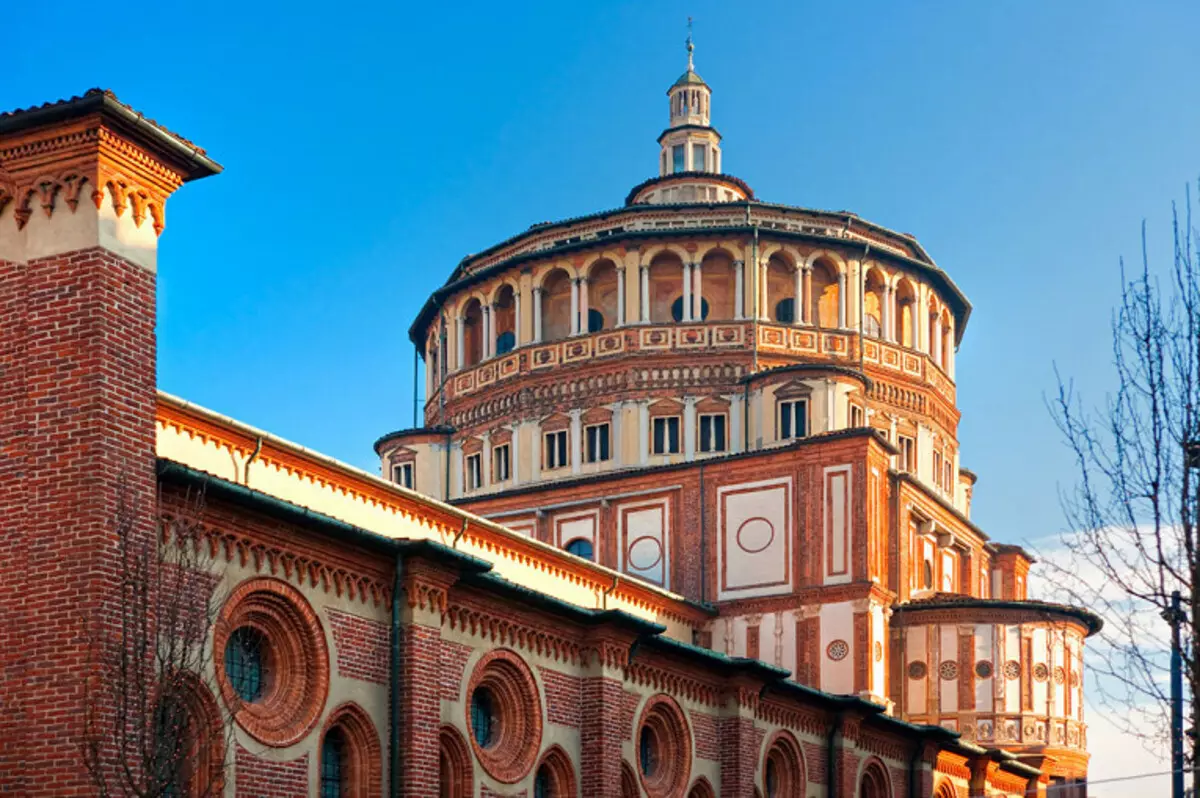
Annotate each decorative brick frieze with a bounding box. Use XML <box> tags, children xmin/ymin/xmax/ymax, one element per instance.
<box><xmin>327</xmin><ymin>608</ymin><xmax>390</xmax><ymax>684</ymax></box>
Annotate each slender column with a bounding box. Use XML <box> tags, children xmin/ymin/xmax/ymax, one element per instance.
<box><xmin>533</xmin><ymin>287</ymin><xmax>544</xmax><ymax>343</ymax></box>
<box><xmin>455</xmin><ymin>315</ymin><xmax>465</xmax><ymax>369</ymax></box>
<box><xmin>640</xmin><ymin>265</ymin><xmax>650</xmax><ymax>323</ymax></box>
<box><xmin>450</xmin><ymin>441</ymin><xmax>463</xmax><ymax>497</ymax></box>
<box><xmin>481</xmin><ymin>430</ymin><xmax>492</xmax><ymax>489</ymax></box>
<box><xmin>579</xmin><ymin>278</ymin><xmax>590</xmax><ymax>334</ymax></box>
<box><xmin>683</xmin><ymin>396</ymin><xmax>697</xmax><ymax>460</ymax></box>
<box><xmin>733</xmin><ymin>260</ymin><xmax>744</xmax><ymax>319</ymax></box>
<box><xmin>510</xmin><ymin>423</ymin><xmax>521</xmax><ymax>486</ymax></box>
<box><xmin>932</xmin><ymin>315</ymin><xmax>943</xmax><ymax>366</ymax></box>
<box><xmin>482</xmin><ymin>305</ymin><xmax>492</xmax><ymax>359</ymax></box>
<box><xmin>681</xmin><ymin>263</ymin><xmax>692</xmax><ymax>322</ymax></box>
<box><xmin>570</xmin><ymin>409</ymin><xmax>583</xmax><ymax>474</ymax></box>
<box><xmin>691</xmin><ymin>261</ymin><xmax>703</xmax><ymax>320</ymax></box>
<box><xmin>880</xmin><ymin>286</ymin><xmax>891</xmax><ymax>341</ymax></box>
<box><xmin>802</xmin><ymin>266</ymin><xmax>813</xmax><ymax>325</ymax></box>
<box><xmin>529</xmin><ymin>420</ymin><xmax>542</xmax><ymax>482</ymax></box>
<box><xmin>730</xmin><ymin>394</ymin><xmax>744</xmax><ymax>453</ymax></box>
<box><xmin>638</xmin><ymin>402</ymin><xmax>650</xmax><ymax>466</ymax></box>
<box><xmin>570</xmin><ymin>278</ymin><xmax>581</xmax><ymax>335</ymax></box>
<box><xmin>514</xmin><ymin>291</ymin><xmax>523</xmax><ymax>347</ymax></box>
<box><xmin>758</xmin><ymin>260</ymin><xmax>770</xmax><ymax>321</ymax></box>
<box><xmin>616</xmin><ymin>267</ymin><xmax>626</xmax><ymax>326</ymax></box>
<box><xmin>837</xmin><ymin>271</ymin><xmax>847</xmax><ymax>329</ymax></box>
<box><xmin>611</xmin><ymin>401</ymin><xmax>624</xmax><ymax>466</ymax></box>
<box><xmin>793</xmin><ymin>267</ymin><xmax>803</xmax><ymax>325</ymax></box>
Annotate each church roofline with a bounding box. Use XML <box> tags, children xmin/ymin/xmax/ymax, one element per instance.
<box><xmin>892</xmin><ymin>595</ymin><xmax>1104</xmax><ymax>637</ymax></box>
<box><xmin>624</xmin><ymin>170</ymin><xmax>750</xmax><ymax>205</ymax></box>
<box><xmin>408</xmin><ymin>202</ymin><xmax>971</xmax><ymax>348</ymax></box>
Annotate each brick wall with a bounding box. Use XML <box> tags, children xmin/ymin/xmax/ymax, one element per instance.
<box><xmin>0</xmin><ymin>248</ymin><xmax>158</xmax><ymax>795</ymax></box>
<box><xmin>439</xmin><ymin>638</ymin><xmax>473</xmax><ymax>701</ymax></box>
<box><xmin>691</xmin><ymin>710</ymin><xmax>721</xmax><ymax>761</ymax></box>
<box><xmin>540</xmin><ymin>667</ymin><xmax>583</xmax><ymax>728</ymax></box>
<box><xmin>328</xmin><ymin>608</ymin><xmax>390</xmax><ymax>684</ymax></box>
<box><xmin>401</xmin><ymin>621</ymin><xmax>442</xmax><ymax>798</ymax></box>
<box><xmin>580</xmin><ymin>676</ymin><xmax>627</xmax><ymax>798</ymax></box>
<box><xmin>234</xmin><ymin>744</ymin><xmax>308</xmax><ymax>796</ymax></box>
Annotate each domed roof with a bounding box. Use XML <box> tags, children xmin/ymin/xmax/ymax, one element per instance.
<box><xmin>672</xmin><ymin>69</ymin><xmax>707</xmax><ymax>87</ymax></box>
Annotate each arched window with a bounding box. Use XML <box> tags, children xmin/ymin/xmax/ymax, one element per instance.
<box><xmin>533</xmin><ymin>746</ymin><xmax>577</xmax><ymax>798</ymax></box>
<box><xmin>864</xmin><ymin>268</ymin><xmax>886</xmax><ymax>338</ymax></box>
<box><xmin>620</xmin><ymin>762</ymin><xmax>640</xmax><ymax>798</ymax></box>
<box><xmin>565</xmin><ymin>538</ymin><xmax>594</xmax><ymax>561</ymax></box>
<box><xmin>588</xmin><ymin>260</ymin><xmax>620</xmax><ymax>331</ymax></box>
<box><xmin>896</xmin><ymin>278</ymin><xmax>917</xmax><ymax>348</ymax></box>
<box><xmin>587</xmin><ymin>308</ymin><xmax>604</xmax><ymax>333</ymax></box>
<box><xmin>439</xmin><ymin>725</ymin><xmax>473</xmax><ymax>798</ymax></box>
<box><xmin>687</xmin><ymin>777</ymin><xmax>717</xmax><ymax>798</ymax></box>
<box><xmin>700</xmin><ymin>249</ymin><xmax>737</xmax><ymax>320</ymax></box>
<box><xmin>774</xmin><ymin>298</ymin><xmax>795</xmax><ymax>324</ymax></box>
<box><xmin>493</xmin><ymin>284</ymin><xmax>516</xmax><ymax>355</ymax></box>
<box><xmin>540</xmin><ymin>270</ymin><xmax>573</xmax><ymax>342</ymax></box>
<box><xmin>672</xmin><ymin>296</ymin><xmax>709</xmax><ymax>322</ymax></box>
<box><xmin>762</xmin><ymin>731</ymin><xmax>805</xmax><ymax>798</ymax></box>
<box><xmin>152</xmin><ymin>673</ymin><xmax>225</xmax><ymax>798</ymax></box>
<box><xmin>461</xmin><ymin>298</ymin><xmax>484</xmax><ymax>367</ymax></box>
<box><xmin>765</xmin><ymin>254</ymin><xmax>794</xmax><ymax>324</ymax></box>
<box><xmin>320</xmin><ymin>727</ymin><xmax>345</xmax><ymax>797</ymax></box>
<box><xmin>648</xmin><ymin>253</ymin><xmax>685</xmax><ymax>323</ymax></box>
<box><xmin>810</xmin><ymin>259</ymin><xmax>839</xmax><ymax>328</ymax></box>
<box><xmin>859</xmin><ymin>759</ymin><xmax>891</xmax><ymax>798</ymax></box>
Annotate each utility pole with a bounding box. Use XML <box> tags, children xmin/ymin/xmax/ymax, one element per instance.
<box><xmin>1165</xmin><ymin>589</ymin><xmax>1186</xmax><ymax>798</ymax></box>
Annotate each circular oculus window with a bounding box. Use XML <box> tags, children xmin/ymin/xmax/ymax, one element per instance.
<box><xmin>465</xmin><ymin>650</ymin><xmax>542</xmax><ymax>784</ymax></box>
<box><xmin>636</xmin><ymin>695</ymin><xmax>691</xmax><ymax>798</ymax></box>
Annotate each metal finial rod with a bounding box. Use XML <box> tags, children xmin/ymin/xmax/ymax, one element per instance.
<box><xmin>686</xmin><ymin>16</ymin><xmax>694</xmax><ymax>71</ymax></box>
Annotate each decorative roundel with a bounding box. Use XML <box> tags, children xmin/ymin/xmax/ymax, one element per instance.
<box><xmin>873</xmin><ymin>642</ymin><xmax>883</xmax><ymax>663</ymax></box>
<box><xmin>826</xmin><ymin>640</ymin><xmax>850</xmax><ymax>661</ymax></box>
<box><xmin>1003</xmin><ymin>660</ymin><xmax>1021</xmax><ymax>680</ymax></box>
<box><xmin>1053</xmin><ymin>666</ymin><xmax>1066</xmax><ymax>685</ymax></box>
<box><xmin>466</xmin><ymin>649</ymin><xmax>543</xmax><ymax>783</ymax></box>
<box><xmin>939</xmin><ymin>660</ymin><xmax>959</xmax><ymax>681</ymax></box>
<box><xmin>214</xmin><ymin>578</ymin><xmax>329</xmax><ymax>748</ymax></box>
<box><xmin>907</xmin><ymin>661</ymin><xmax>927</xmax><ymax>680</ymax></box>
<box><xmin>735</xmin><ymin>517</ymin><xmax>775</xmax><ymax>554</ymax></box>
<box><xmin>975</xmin><ymin>660</ymin><xmax>994</xmax><ymax>679</ymax></box>
<box><xmin>1033</xmin><ymin>663</ymin><xmax>1050</xmax><ymax>682</ymax></box>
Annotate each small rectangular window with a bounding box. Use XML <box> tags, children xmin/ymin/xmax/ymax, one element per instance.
<box><xmin>652</xmin><ymin>417</ymin><xmax>681</xmax><ymax>455</ymax></box>
<box><xmin>493</xmin><ymin>444</ymin><xmax>510</xmax><ymax>482</ymax></box>
<box><xmin>898</xmin><ymin>435</ymin><xmax>915</xmax><ymax>473</ymax></box>
<box><xmin>544</xmin><ymin>430</ymin><xmax>568</xmax><ymax>470</ymax></box>
<box><xmin>933</xmin><ymin>451</ymin><xmax>943</xmax><ymax>490</ymax></box>
<box><xmin>672</xmin><ymin>145</ymin><xmax>685</xmax><ymax>174</ymax></box>
<box><xmin>779</xmin><ymin>400</ymin><xmax>808</xmax><ymax>441</ymax></box>
<box><xmin>465</xmin><ymin>453</ymin><xmax>482</xmax><ymax>491</ymax></box>
<box><xmin>849</xmin><ymin>404</ymin><xmax>865</xmax><ymax>428</ymax></box>
<box><xmin>692</xmin><ymin>143</ymin><xmax>706</xmax><ymax>171</ymax></box>
<box><xmin>698</xmin><ymin>413</ymin><xmax>727</xmax><ymax>453</ymax></box>
<box><xmin>392</xmin><ymin>463</ymin><xmax>414</xmax><ymax>490</ymax></box>
<box><xmin>585</xmin><ymin>423</ymin><xmax>610</xmax><ymax>463</ymax></box>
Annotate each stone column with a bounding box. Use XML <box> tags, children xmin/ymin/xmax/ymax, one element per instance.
<box><xmin>616</xmin><ymin>267</ymin><xmax>626</xmax><ymax>326</ymax></box>
<box><xmin>449</xmin><ymin>440</ymin><xmax>463</xmax><ymax>498</ymax></box>
<box><xmin>570</xmin><ymin>409</ymin><xmax>583</xmax><ymax>474</ymax></box>
<box><xmin>480</xmin><ymin>430</ymin><xmax>492</xmax><ymax>489</ymax></box>
<box><xmin>683</xmin><ymin>396</ymin><xmax>697</xmax><ymax>460</ymax></box>
<box><xmin>681</xmin><ymin>262</ymin><xmax>692</xmax><ymax>322</ymax></box>
<box><xmin>880</xmin><ymin>285</ymin><xmax>891</xmax><ymax>341</ymax></box>
<box><xmin>640</xmin><ymin>265</ymin><xmax>650</xmax><ymax>323</ymax></box>
<box><xmin>837</xmin><ymin>271</ymin><xmax>847</xmax><ymax>329</ymax></box>
<box><xmin>529</xmin><ymin>419</ymin><xmax>542</xmax><ymax>482</ymax></box>
<box><xmin>802</xmin><ymin>266</ymin><xmax>813</xmax><ymax>325</ymax></box>
<box><xmin>733</xmin><ymin>259</ymin><xmax>744</xmax><ymax>319</ymax></box>
<box><xmin>638</xmin><ymin>402</ymin><xmax>650</xmax><ymax>466</ymax></box>
<box><xmin>793</xmin><ymin>266</ymin><xmax>803</xmax><ymax>325</ymax></box>
<box><xmin>570</xmin><ymin>278</ymin><xmax>581</xmax><ymax>335</ymax></box>
<box><xmin>579</xmin><ymin>277</ymin><xmax>590</xmax><ymax>333</ymax></box>
<box><xmin>692</xmin><ymin>261</ymin><xmax>703</xmax><ymax>320</ymax></box>
<box><xmin>533</xmin><ymin>287</ymin><xmax>544</xmax><ymax>343</ymax></box>
<box><xmin>730</xmin><ymin>394</ymin><xmax>744</xmax><ymax>453</ymax></box>
<box><xmin>510</xmin><ymin>422</ymin><xmax>521</xmax><ymax>487</ymax></box>
<box><xmin>611</xmin><ymin>401</ymin><xmax>624</xmax><ymax>466</ymax></box>
<box><xmin>932</xmin><ymin>314</ymin><xmax>943</xmax><ymax>366</ymax></box>
<box><xmin>455</xmin><ymin>315</ymin><xmax>465</xmax><ymax>369</ymax></box>
<box><xmin>513</xmin><ymin>290</ymin><xmax>522</xmax><ymax>347</ymax></box>
<box><xmin>482</xmin><ymin>305</ymin><xmax>492</xmax><ymax>359</ymax></box>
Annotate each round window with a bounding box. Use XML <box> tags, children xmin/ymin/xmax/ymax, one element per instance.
<box><xmin>470</xmin><ymin>686</ymin><xmax>497</xmax><ymax>749</ymax></box>
<box><xmin>224</xmin><ymin>626</ymin><xmax>268</xmax><ymax>703</ymax></box>
<box><xmin>565</xmin><ymin>538</ymin><xmax>594</xmax><ymax>561</ymax></box>
<box><xmin>975</xmin><ymin>660</ymin><xmax>994</xmax><ymax>679</ymax></box>
<box><xmin>774</xmin><ymin>298</ymin><xmax>796</xmax><ymax>324</ymax></box>
<box><xmin>670</xmin><ymin>296</ymin><xmax>710</xmax><ymax>322</ymax></box>
<box><xmin>922</xmin><ymin>561</ymin><xmax>934</xmax><ymax>590</ymax></box>
<box><xmin>636</xmin><ymin>695</ymin><xmax>691</xmax><ymax>798</ymax></box>
<box><xmin>907</xmin><ymin>661</ymin><xmax>928</xmax><ymax>680</ymax></box>
<box><xmin>639</xmin><ymin>726</ymin><xmax>659</xmax><ymax>778</ymax></box>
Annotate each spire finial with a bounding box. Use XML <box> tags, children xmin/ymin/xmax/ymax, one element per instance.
<box><xmin>686</xmin><ymin>17</ymin><xmax>694</xmax><ymax>71</ymax></box>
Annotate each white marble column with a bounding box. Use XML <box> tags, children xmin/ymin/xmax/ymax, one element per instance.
<box><xmin>837</xmin><ymin>271</ymin><xmax>847</xmax><ymax>329</ymax></box>
<box><xmin>533</xmin><ymin>287</ymin><xmax>544</xmax><ymax>343</ymax></box>
<box><xmin>793</xmin><ymin>267</ymin><xmax>803</xmax><ymax>325</ymax></box>
<box><xmin>802</xmin><ymin>267</ymin><xmax>812</xmax><ymax>325</ymax></box>
<box><xmin>616</xmin><ymin>267</ymin><xmax>626</xmax><ymax>326</ymax></box>
<box><xmin>482</xmin><ymin>305</ymin><xmax>492</xmax><ymax>359</ymax></box>
<box><xmin>570</xmin><ymin>278</ymin><xmax>581</xmax><ymax>335</ymax></box>
<box><xmin>579</xmin><ymin>278</ymin><xmax>590</xmax><ymax>333</ymax></box>
<box><xmin>514</xmin><ymin>291</ymin><xmax>523</xmax><ymax>347</ymax></box>
<box><xmin>569</xmin><ymin>409</ymin><xmax>583</xmax><ymax>474</ymax></box>
<box><xmin>681</xmin><ymin>263</ymin><xmax>692</xmax><ymax>322</ymax></box>
<box><xmin>640</xmin><ymin>265</ymin><xmax>650</xmax><ymax>323</ymax></box>
<box><xmin>683</xmin><ymin>396</ymin><xmax>697</xmax><ymax>460</ymax></box>
<box><xmin>455</xmin><ymin>315</ymin><xmax>465</xmax><ymax>369</ymax></box>
<box><xmin>692</xmin><ymin>261</ymin><xmax>703</xmax><ymax>320</ymax></box>
<box><xmin>932</xmin><ymin>314</ymin><xmax>943</xmax><ymax>366</ymax></box>
<box><xmin>638</xmin><ymin>402</ymin><xmax>650</xmax><ymax>465</ymax></box>
<box><xmin>880</xmin><ymin>286</ymin><xmax>891</xmax><ymax>341</ymax></box>
<box><xmin>734</xmin><ymin>260</ymin><xmax>744</xmax><ymax>319</ymax></box>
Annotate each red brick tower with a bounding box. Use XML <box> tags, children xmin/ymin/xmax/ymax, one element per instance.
<box><xmin>0</xmin><ymin>91</ymin><xmax>218</xmax><ymax>794</ymax></box>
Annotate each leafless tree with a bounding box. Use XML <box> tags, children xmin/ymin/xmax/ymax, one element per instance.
<box><xmin>1049</xmin><ymin>184</ymin><xmax>1200</xmax><ymax>777</ymax></box>
<box><xmin>81</xmin><ymin>476</ymin><xmax>233</xmax><ymax>797</ymax></box>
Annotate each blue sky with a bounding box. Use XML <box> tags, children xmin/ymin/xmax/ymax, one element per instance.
<box><xmin>11</xmin><ymin>0</ymin><xmax>1197</xmax><ymax>555</ymax></box>
<box><xmin>9</xmin><ymin>1</ymin><xmax>1197</xmax><ymax>785</ymax></box>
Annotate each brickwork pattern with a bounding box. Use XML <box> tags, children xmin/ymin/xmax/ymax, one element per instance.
<box><xmin>401</xmin><ymin>622</ymin><xmax>443</xmax><ymax>798</ymax></box>
<box><xmin>440</xmin><ymin>638</ymin><xmax>474</xmax><ymax>700</ymax></box>
<box><xmin>690</xmin><ymin>710</ymin><xmax>721</xmax><ymax>761</ymax></box>
<box><xmin>580</xmin><ymin>676</ymin><xmax>628</xmax><ymax>798</ymax></box>
<box><xmin>328</xmin><ymin>608</ymin><xmax>390</xmax><ymax>684</ymax></box>
<box><xmin>718</xmin><ymin>715</ymin><xmax>762</xmax><ymax>795</ymax></box>
<box><xmin>234</xmin><ymin>744</ymin><xmax>308</xmax><ymax>797</ymax></box>
<box><xmin>540</xmin><ymin>666</ymin><xmax>583</xmax><ymax>728</ymax></box>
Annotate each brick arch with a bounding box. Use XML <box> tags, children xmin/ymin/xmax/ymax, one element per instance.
<box><xmin>857</xmin><ymin>756</ymin><xmax>891</xmax><ymax>798</ymax></box>
<box><xmin>319</xmin><ymin>702</ymin><xmax>382</xmax><ymax>798</ymax></box>
<box><xmin>213</xmin><ymin>576</ymin><xmax>330</xmax><ymax>748</ymax></box>
<box><xmin>687</xmin><ymin>775</ymin><xmax>717</xmax><ymax>798</ymax></box>
<box><xmin>933</xmin><ymin>777</ymin><xmax>959</xmax><ymax>798</ymax></box>
<box><xmin>761</xmin><ymin>729</ymin><xmax>805</xmax><ymax>798</ymax></box>
<box><xmin>620</xmin><ymin>761</ymin><xmax>640</xmax><ymax>798</ymax></box>
<box><xmin>533</xmin><ymin>744</ymin><xmax>578</xmax><ymax>797</ymax></box>
<box><xmin>161</xmin><ymin>670</ymin><xmax>225</xmax><ymax>798</ymax></box>
<box><xmin>439</xmin><ymin>725</ymin><xmax>474</xmax><ymax>798</ymax></box>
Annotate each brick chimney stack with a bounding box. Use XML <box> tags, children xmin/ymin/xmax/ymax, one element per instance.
<box><xmin>0</xmin><ymin>90</ymin><xmax>219</xmax><ymax>794</ymax></box>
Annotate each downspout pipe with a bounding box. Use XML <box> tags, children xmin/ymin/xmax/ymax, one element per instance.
<box><xmin>827</xmin><ymin>709</ymin><xmax>843</xmax><ymax>798</ymax></box>
<box><xmin>389</xmin><ymin>551</ymin><xmax>404</xmax><ymax>798</ymax></box>
<box><xmin>908</xmin><ymin>740</ymin><xmax>922</xmax><ymax>798</ymax></box>
<box><xmin>242</xmin><ymin>436</ymin><xmax>263</xmax><ymax>485</ymax></box>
